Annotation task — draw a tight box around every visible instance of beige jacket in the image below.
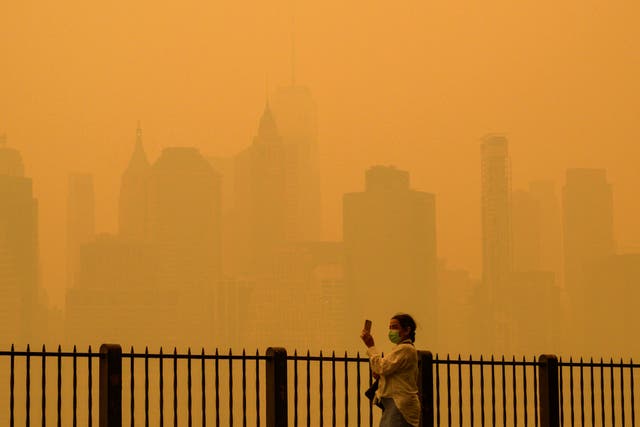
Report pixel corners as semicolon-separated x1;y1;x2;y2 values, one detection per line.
367;340;420;427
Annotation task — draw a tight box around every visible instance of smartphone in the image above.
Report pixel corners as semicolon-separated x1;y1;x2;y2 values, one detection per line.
364;319;372;333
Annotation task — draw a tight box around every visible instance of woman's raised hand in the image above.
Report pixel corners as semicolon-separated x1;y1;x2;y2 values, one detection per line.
360;330;375;348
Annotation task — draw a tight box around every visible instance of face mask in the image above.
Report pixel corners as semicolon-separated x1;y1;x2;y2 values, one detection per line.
388;329;402;344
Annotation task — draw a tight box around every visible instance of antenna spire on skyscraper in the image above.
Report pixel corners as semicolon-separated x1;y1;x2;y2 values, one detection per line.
290;4;296;87
265;74;271;108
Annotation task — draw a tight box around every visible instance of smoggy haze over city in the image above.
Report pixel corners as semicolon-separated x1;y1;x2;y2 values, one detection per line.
1;1;640;356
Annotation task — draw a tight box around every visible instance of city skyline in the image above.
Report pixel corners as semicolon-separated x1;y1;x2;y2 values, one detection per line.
3;1;640;312
3;2;640;425
2;1;640;361
4;110;638;311
2;110;638;357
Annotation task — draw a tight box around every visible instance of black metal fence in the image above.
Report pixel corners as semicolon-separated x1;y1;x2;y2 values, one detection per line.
432;354;541;426
0;345;100;426
558;357;637;426
1;345;638;426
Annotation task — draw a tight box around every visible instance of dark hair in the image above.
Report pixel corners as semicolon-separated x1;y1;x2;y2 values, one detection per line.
392;313;417;342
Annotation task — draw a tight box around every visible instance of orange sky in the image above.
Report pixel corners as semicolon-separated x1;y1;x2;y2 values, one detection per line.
1;0;639;307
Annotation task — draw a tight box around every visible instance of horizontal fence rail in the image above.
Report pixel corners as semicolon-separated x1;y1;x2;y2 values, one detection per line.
2;345;639;426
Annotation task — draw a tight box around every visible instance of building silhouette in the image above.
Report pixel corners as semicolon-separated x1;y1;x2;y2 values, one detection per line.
226;93;334;350
508;271;560;354
583;254;640;357
343;166;437;344
236;241;345;352
511;189;541;273
65;234;159;347
562;168;614;289
233;102;289;275
481;134;512;299
315;261;347;352
118;123;150;241
206;155;235;275
66;173;95;288
562;168;614;347
510;182;564;354
528;180;562;280
271;85;322;242
437;261;475;354
480;134;513;353
0;136;40;344
147;146;222;345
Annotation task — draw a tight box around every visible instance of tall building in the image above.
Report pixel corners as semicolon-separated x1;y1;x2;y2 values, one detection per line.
0;137;39;344
582;254;640;357
147;147;222;345
562;169;614;343
480;134;512;353
233;102;289;274
481;134;512;301
315;262;347;352
437;261;475;354
67;173;95;287
343;166;437;342
563;169;614;291
511;189;541;272
509;271;559;354
118;123;150;241
271;85;322;241
207;155;235;276
510;182;564;354
529;180;562;280
65;234;159;348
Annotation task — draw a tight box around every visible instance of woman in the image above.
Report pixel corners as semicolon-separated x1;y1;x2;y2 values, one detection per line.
361;314;420;427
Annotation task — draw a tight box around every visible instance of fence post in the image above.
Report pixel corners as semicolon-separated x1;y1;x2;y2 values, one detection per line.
418;350;434;427
100;344;122;427
538;354;560;427
266;347;288;427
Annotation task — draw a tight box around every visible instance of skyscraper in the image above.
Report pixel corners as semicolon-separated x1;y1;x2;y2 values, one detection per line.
271;85;322;241
65;233;159;348
67;173;95;287
510;181;563;354
562;169;614;290
118;123;150;241
583;254;640;357
480;134;513;353
511;189;541;273
147;147;222;344
207;155;235;275
481;134;512;300
563;168;614;344
0;137;39;344
528;180;562;279
233;102;289;275
343;166;437;341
